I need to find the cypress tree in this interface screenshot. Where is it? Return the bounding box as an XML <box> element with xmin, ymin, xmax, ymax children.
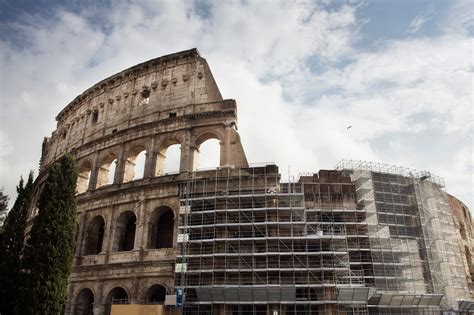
<box><xmin>21</xmin><ymin>154</ymin><xmax>77</xmax><ymax>314</ymax></box>
<box><xmin>0</xmin><ymin>187</ymin><xmax>10</xmax><ymax>231</ymax></box>
<box><xmin>0</xmin><ymin>173</ymin><xmax>33</xmax><ymax>315</ymax></box>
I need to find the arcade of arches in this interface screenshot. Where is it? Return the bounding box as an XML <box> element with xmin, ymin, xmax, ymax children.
<box><xmin>81</xmin><ymin>207</ymin><xmax>175</xmax><ymax>257</ymax></box>
<box><xmin>75</xmin><ymin>129</ymin><xmax>248</xmax><ymax>194</ymax></box>
<box><xmin>73</xmin><ymin>284</ymin><xmax>168</xmax><ymax>315</ymax></box>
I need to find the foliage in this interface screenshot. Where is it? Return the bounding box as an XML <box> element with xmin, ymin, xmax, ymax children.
<box><xmin>21</xmin><ymin>154</ymin><xmax>77</xmax><ymax>314</ymax></box>
<box><xmin>0</xmin><ymin>187</ymin><xmax>10</xmax><ymax>230</ymax></box>
<box><xmin>0</xmin><ymin>173</ymin><xmax>33</xmax><ymax>315</ymax></box>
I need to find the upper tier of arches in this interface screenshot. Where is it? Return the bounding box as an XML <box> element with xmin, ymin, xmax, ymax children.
<box><xmin>39</xmin><ymin>48</ymin><xmax>233</xmax><ymax>171</ymax></box>
<box><xmin>74</xmin><ymin>124</ymin><xmax>247</xmax><ymax>194</ymax></box>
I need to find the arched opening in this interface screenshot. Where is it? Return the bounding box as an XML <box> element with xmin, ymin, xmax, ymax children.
<box><xmin>148</xmin><ymin>207</ymin><xmax>175</xmax><ymax>249</ymax></box>
<box><xmin>77</xmin><ymin>161</ymin><xmax>92</xmax><ymax>194</ymax></box>
<box><xmin>85</xmin><ymin>216</ymin><xmax>105</xmax><ymax>255</ymax></box>
<box><xmin>123</xmin><ymin>145</ymin><xmax>146</xmax><ymax>182</ymax></box>
<box><xmin>74</xmin><ymin>288</ymin><xmax>94</xmax><ymax>315</ymax></box>
<box><xmin>156</xmin><ymin>143</ymin><xmax>181</xmax><ymax>176</ymax></box>
<box><xmin>97</xmin><ymin>153</ymin><xmax>117</xmax><ymax>188</ymax></box>
<box><xmin>134</xmin><ymin>151</ymin><xmax>146</xmax><ymax>180</ymax></box>
<box><xmin>196</xmin><ymin>138</ymin><xmax>221</xmax><ymax>170</ymax></box>
<box><xmin>114</xmin><ymin>211</ymin><xmax>136</xmax><ymax>252</ymax></box>
<box><xmin>105</xmin><ymin>287</ymin><xmax>128</xmax><ymax>315</ymax></box>
<box><xmin>145</xmin><ymin>284</ymin><xmax>167</xmax><ymax>304</ymax></box>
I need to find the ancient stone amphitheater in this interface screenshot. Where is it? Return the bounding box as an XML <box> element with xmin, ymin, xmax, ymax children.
<box><xmin>31</xmin><ymin>49</ymin><xmax>473</xmax><ymax>315</ymax></box>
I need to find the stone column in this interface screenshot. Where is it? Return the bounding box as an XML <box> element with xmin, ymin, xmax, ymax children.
<box><xmin>104</xmin><ymin>206</ymin><xmax>117</xmax><ymax>261</ymax></box>
<box><xmin>135</xmin><ymin>198</ymin><xmax>147</xmax><ymax>250</ymax></box>
<box><xmin>64</xmin><ymin>284</ymin><xmax>75</xmax><ymax>315</ymax></box>
<box><xmin>95</xmin><ymin>281</ymin><xmax>104</xmax><ymax>315</ymax></box>
<box><xmin>180</xmin><ymin>129</ymin><xmax>194</xmax><ymax>172</ymax></box>
<box><xmin>88</xmin><ymin>152</ymin><xmax>100</xmax><ymax>190</ymax></box>
<box><xmin>143</xmin><ymin>136</ymin><xmax>157</xmax><ymax>178</ymax></box>
<box><xmin>114</xmin><ymin>145</ymin><xmax>127</xmax><ymax>184</ymax></box>
<box><xmin>76</xmin><ymin>213</ymin><xmax>87</xmax><ymax>259</ymax></box>
<box><xmin>221</xmin><ymin>121</ymin><xmax>233</xmax><ymax>166</ymax></box>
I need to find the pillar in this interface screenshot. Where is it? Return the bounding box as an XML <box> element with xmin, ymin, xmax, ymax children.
<box><xmin>180</xmin><ymin>129</ymin><xmax>195</xmax><ymax>172</ymax></box>
<box><xmin>114</xmin><ymin>145</ymin><xmax>126</xmax><ymax>184</ymax></box>
<box><xmin>95</xmin><ymin>281</ymin><xmax>104</xmax><ymax>315</ymax></box>
<box><xmin>104</xmin><ymin>206</ymin><xmax>117</xmax><ymax>260</ymax></box>
<box><xmin>76</xmin><ymin>213</ymin><xmax>87</xmax><ymax>259</ymax></box>
<box><xmin>221</xmin><ymin>122</ymin><xmax>232</xmax><ymax>166</ymax></box>
<box><xmin>135</xmin><ymin>198</ymin><xmax>147</xmax><ymax>250</ymax></box>
<box><xmin>143</xmin><ymin>136</ymin><xmax>157</xmax><ymax>178</ymax></box>
<box><xmin>88</xmin><ymin>153</ymin><xmax>100</xmax><ymax>190</ymax></box>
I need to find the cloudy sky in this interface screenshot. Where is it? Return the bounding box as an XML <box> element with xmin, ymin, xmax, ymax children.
<box><xmin>0</xmin><ymin>0</ymin><xmax>472</xmax><ymax>210</ymax></box>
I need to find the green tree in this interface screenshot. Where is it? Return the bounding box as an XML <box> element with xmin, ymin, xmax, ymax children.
<box><xmin>0</xmin><ymin>173</ymin><xmax>33</xmax><ymax>315</ymax></box>
<box><xmin>0</xmin><ymin>187</ymin><xmax>10</xmax><ymax>231</ymax></box>
<box><xmin>21</xmin><ymin>154</ymin><xmax>77</xmax><ymax>315</ymax></box>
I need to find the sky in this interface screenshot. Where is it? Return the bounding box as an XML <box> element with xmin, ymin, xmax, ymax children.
<box><xmin>0</xmin><ymin>0</ymin><xmax>472</xmax><ymax>210</ymax></box>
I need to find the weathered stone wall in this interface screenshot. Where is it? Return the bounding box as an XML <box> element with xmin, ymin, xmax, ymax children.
<box><xmin>448</xmin><ymin>194</ymin><xmax>474</xmax><ymax>298</ymax></box>
<box><xmin>31</xmin><ymin>49</ymin><xmax>248</xmax><ymax>315</ymax></box>
<box><xmin>40</xmin><ymin>48</ymin><xmax>247</xmax><ymax>173</ymax></box>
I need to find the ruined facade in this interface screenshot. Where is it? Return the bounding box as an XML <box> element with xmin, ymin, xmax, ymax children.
<box><xmin>32</xmin><ymin>49</ymin><xmax>473</xmax><ymax>314</ymax></box>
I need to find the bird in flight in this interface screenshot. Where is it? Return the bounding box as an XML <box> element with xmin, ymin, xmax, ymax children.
<box><xmin>347</xmin><ymin>125</ymin><xmax>352</xmax><ymax>130</ymax></box>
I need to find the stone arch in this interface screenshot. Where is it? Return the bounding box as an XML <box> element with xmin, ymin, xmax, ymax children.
<box><xmin>84</xmin><ymin>215</ymin><xmax>105</xmax><ymax>255</ymax></box>
<box><xmin>77</xmin><ymin>160</ymin><xmax>92</xmax><ymax>194</ymax></box>
<box><xmin>113</xmin><ymin>211</ymin><xmax>136</xmax><ymax>252</ymax></box>
<box><xmin>192</xmin><ymin>130</ymin><xmax>223</xmax><ymax>171</ymax></box>
<box><xmin>123</xmin><ymin>144</ymin><xmax>147</xmax><ymax>183</ymax></box>
<box><xmin>144</xmin><ymin>284</ymin><xmax>167</xmax><ymax>304</ymax></box>
<box><xmin>104</xmin><ymin>287</ymin><xmax>129</xmax><ymax>315</ymax></box>
<box><xmin>74</xmin><ymin>288</ymin><xmax>94</xmax><ymax>315</ymax></box>
<box><xmin>96</xmin><ymin>152</ymin><xmax>118</xmax><ymax>188</ymax></box>
<box><xmin>148</xmin><ymin>206</ymin><xmax>175</xmax><ymax>249</ymax></box>
<box><xmin>156</xmin><ymin>138</ymin><xmax>181</xmax><ymax>176</ymax></box>
<box><xmin>195</xmin><ymin>130</ymin><xmax>223</xmax><ymax>147</ymax></box>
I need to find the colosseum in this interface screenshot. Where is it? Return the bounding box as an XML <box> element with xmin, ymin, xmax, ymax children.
<box><xmin>31</xmin><ymin>48</ymin><xmax>473</xmax><ymax>314</ymax></box>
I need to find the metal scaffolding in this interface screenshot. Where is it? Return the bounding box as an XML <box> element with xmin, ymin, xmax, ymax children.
<box><xmin>172</xmin><ymin>161</ymin><xmax>470</xmax><ymax>314</ymax></box>
<box><xmin>339</xmin><ymin>159</ymin><xmax>471</xmax><ymax>313</ymax></box>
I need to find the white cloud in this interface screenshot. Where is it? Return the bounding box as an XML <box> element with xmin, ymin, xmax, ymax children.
<box><xmin>407</xmin><ymin>15</ymin><xmax>428</xmax><ymax>33</ymax></box>
<box><xmin>0</xmin><ymin>0</ymin><xmax>472</xmax><ymax>210</ymax></box>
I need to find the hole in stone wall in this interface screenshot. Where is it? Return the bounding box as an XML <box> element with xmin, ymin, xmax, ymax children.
<box><xmin>169</xmin><ymin>112</ymin><xmax>176</xmax><ymax>118</ymax></box>
<box><xmin>145</xmin><ymin>284</ymin><xmax>166</xmax><ymax>304</ymax></box>
<box><xmin>196</xmin><ymin>139</ymin><xmax>220</xmax><ymax>170</ymax></box>
<box><xmin>74</xmin><ymin>288</ymin><xmax>94</xmax><ymax>315</ymax></box>
<box><xmin>92</xmin><ymin>111</ymin><xmax>99</xmax><ymax>123</ymax></box>
<box><xmin>97</xmin><ymin>154</ymin><xmax>117</xmax><ymax>188</ymax></box>
<box><xmin>123</xmin><ymin>146</ymin><xmax>146</xmax><ymax>183</ymax></box>
<box><xmin>141</xmin><ymin>89</ymin><xmax>150</xmax><ymax>98</ymax></box>
<box><xmin>148</xmin><ymin>207</ymin><xmax>174</xmax><ymax>249</ymax></box>
<box><xmin>85</xmin><ymin>216</ymin><xmax>105</xmax><ymax>255</ymax></box>
<box><xmin>105</xmin><ymin>287</ymin><xmax>128</xmax><ymax>315</ymax></box>
<box><xmin>160</xmin><ymin>144</ymin><xmax>181</xmax><ymax>175</ymax></box>
<box><xmin>108</xmin><ymin>159</ymin><xmax>117</xmax><ymax>184</ymax></box>
<box><xmin>133</xmin><ymin>151</ymin><xmax>146</xmax><ymax>180</ymax></box>
<box><xmin>114</xmin><ymin>211</ymin><xmax>136</xmax><ymax>252</ymax></box>
<box><xmin>76</xmin><ymin>161</ymin><xmax>92</xmax><ymax>194</ymax></box>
